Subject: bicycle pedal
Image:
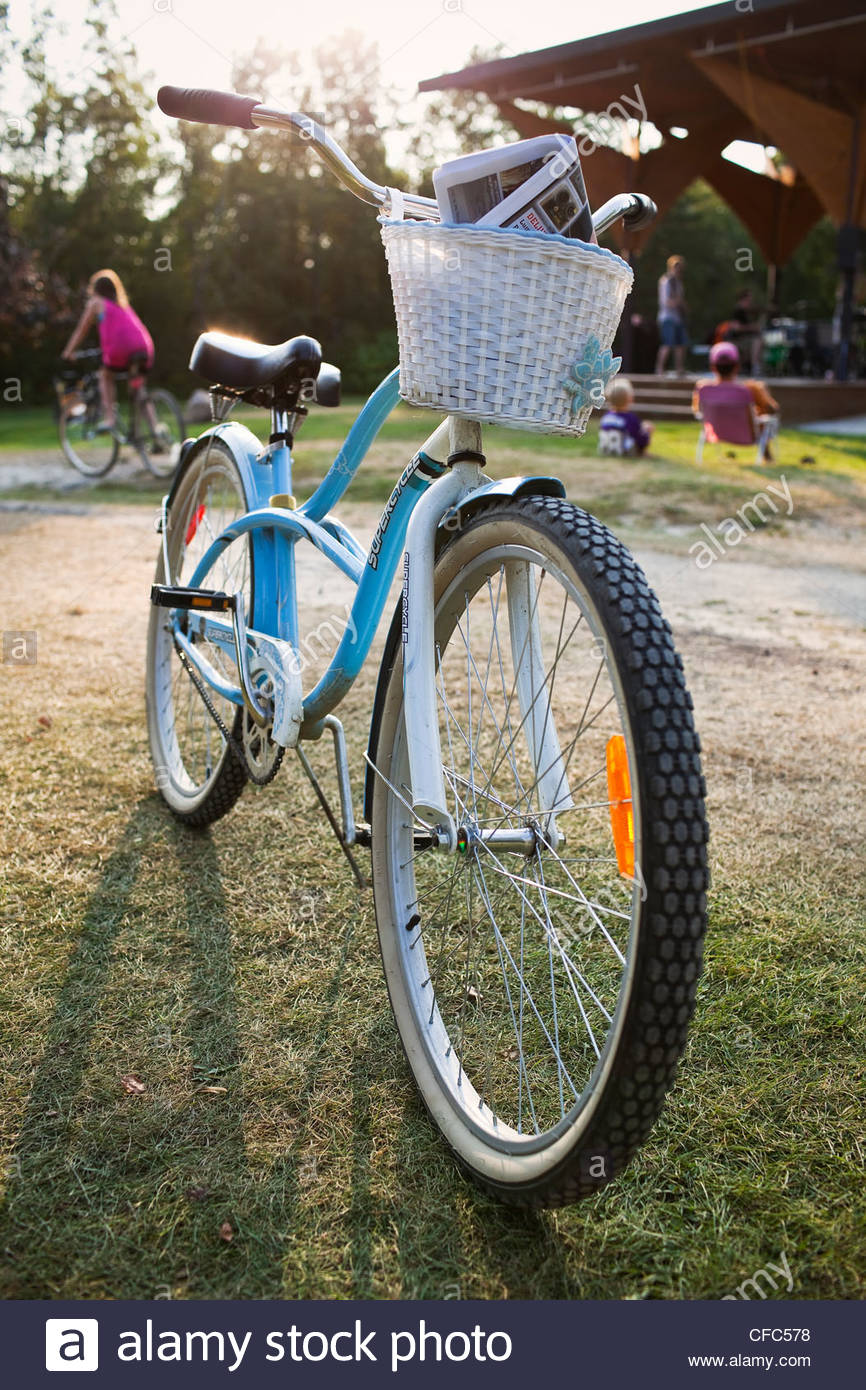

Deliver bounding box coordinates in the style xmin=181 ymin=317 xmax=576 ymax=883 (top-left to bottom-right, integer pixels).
xmin=151 ymin=585 xmax=233 ymax=612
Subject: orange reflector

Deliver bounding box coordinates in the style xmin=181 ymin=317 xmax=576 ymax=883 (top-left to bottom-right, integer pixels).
xmin=606 ymin=734 xmax=635 ymax=878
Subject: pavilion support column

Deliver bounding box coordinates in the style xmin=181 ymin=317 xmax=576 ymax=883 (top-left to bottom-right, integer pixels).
xmin=836 ymin=110 xmax=862 ymax=382
xmin=765 ymin=264 xmax=778 ymax=307
xmin=835 ymin=227 xmax=859 ymax=381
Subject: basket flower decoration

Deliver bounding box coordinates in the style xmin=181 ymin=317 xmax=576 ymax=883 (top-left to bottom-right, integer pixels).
xmin=562 ymin=335 xmax=622 ymax=414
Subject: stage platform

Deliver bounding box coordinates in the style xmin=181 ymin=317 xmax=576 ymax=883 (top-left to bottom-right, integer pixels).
xmin=627 ymin=374 xmax=866 ymax=426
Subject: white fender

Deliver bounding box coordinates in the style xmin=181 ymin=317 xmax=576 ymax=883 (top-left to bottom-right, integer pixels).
xmin=403 ymin=420 xmax=484 ymax=846
xmin=391 ymin=417 xmax=573 ymax=850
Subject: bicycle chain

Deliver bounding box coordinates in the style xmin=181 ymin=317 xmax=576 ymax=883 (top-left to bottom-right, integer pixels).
xmin=174 ymin=639 xmax=284 ymax=787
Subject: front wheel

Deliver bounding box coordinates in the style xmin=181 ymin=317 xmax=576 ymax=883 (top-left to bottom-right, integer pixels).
xmin=58 ymin=380 xmax=118 ymax=477
xmin=370 ymin=496 xmax=708 ymax=1207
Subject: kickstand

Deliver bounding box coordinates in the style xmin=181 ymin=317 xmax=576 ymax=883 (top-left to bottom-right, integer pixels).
xmin=295 ymin=724 xmax=367 ymax=890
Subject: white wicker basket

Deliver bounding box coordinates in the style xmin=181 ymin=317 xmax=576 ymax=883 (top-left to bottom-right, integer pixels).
xmin=380 ymin=220 xmax=634 ymax=437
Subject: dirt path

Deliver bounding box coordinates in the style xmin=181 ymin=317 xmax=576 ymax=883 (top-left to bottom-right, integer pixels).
xmin=0 ymin=450 xmax=154 ymax=493
xmin=1 ymin=500 xmax=863 ymax=890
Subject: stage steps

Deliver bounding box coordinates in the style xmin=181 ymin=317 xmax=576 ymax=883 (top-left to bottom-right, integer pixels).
xmin=625 ymin=375 xmax=696 ymax=420
xmin=623 ymin=373 xmax=866 ymax=425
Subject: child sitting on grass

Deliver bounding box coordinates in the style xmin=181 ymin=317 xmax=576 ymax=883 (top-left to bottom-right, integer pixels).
xmin=599 ymin=377 xmax=653 ymax=456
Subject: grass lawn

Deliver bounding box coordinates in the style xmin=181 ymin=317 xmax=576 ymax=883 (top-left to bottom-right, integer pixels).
xmin=2 ymin=396 xmax=865 ymax=525
xmin=0 ymin=396 xmax=864 ymax=1300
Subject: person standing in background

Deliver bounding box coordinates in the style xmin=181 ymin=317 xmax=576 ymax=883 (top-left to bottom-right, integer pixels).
xmin=728 ymin=288 xmax=764 ymax=373
xmin=655 ymin=254 xmax=688 ymax=375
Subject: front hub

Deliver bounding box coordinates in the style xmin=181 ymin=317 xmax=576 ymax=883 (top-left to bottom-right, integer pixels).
xmin=455 ymin=820 xmax=544 ymax=857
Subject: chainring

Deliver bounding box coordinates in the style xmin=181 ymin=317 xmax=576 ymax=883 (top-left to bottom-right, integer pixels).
xmin=240 ymin=658 xmax=284 ymax=784
xmin=241 ymin=708 xmax=284 ymax=784
xmin=174 ymin=640 xmax=283 ymax=787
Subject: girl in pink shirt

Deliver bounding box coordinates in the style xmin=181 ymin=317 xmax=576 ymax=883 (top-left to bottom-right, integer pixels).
xmin=62 ymin=269 xmax=155 ymax=431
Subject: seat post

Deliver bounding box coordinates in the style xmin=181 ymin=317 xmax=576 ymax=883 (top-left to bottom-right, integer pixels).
xmin=269 ymin=401 xmax=294 ymax=503
xmin=265 ymin=399 xmax=300 ymax=650
xmin=271 ymin=402 xmax=291 ymax=444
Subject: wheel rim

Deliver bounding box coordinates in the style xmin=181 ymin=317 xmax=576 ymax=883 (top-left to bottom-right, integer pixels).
xmin=382 ymin=537 xmax=642 ymax=1152
xmin=151 ymin=449 xmax=251 ymax=800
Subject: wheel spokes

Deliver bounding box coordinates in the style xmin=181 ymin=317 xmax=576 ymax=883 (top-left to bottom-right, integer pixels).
xmin=162 ymin=464 xmax=251 ymax=791
xmin=399 ymin=545 xmax=637 ymax=1137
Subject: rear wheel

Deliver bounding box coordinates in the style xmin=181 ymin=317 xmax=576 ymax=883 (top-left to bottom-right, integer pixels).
xmin=146 ymin=437 xmax=251 ymax=825
xmin=370 ymin=496 xmax=708 ymax=1206
xmin=134 ymin=387 xmax=186 ymax=479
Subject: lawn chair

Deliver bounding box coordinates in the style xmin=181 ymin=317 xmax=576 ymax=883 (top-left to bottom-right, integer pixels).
xmin=695 ymin=381 xmax=779 ymax=464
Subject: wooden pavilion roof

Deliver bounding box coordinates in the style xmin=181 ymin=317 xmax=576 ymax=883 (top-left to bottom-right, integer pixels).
xmin=419 ymin=0 xmax=866 ymax=261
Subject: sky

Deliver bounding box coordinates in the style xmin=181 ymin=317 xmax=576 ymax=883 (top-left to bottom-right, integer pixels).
xmin=7 ymin=0 xmax=765 ymax=170
xmin=10 ymin=0 xmax=700 ymax=112
xmin=129 ymin=0 xmax=698 ymax=94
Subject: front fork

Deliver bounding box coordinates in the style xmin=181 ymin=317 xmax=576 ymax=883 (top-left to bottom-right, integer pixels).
xmin=402 ymin=417 xmax=571 ymax=851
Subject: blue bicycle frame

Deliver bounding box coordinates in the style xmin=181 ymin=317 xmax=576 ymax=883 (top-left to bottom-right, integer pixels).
xmin=169 ymin=366 xmax=563 ymax=756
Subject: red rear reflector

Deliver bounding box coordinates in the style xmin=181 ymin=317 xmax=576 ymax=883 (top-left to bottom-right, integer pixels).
xmin=185 ymin=503 xmax=205 ymax=546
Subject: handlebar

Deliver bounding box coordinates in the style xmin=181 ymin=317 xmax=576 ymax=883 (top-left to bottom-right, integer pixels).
xmin=592 ymin=192 xmax=658 ymax=235
xmin=158 ymin=85 xmax=437 ymax=221
xmin=57 ymin=348 xmax=102 ymax=369
xmin=157 ymin=85 xmax=657 ymax=234
xmin=157 ymin=87 xmax=260 ymax=129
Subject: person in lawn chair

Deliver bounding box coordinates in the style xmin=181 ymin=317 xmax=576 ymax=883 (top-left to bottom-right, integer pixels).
xmin=599 ymin=377 xmax=653 ymax=457
xmin=692 ymin=341 xmax=779 ymax=463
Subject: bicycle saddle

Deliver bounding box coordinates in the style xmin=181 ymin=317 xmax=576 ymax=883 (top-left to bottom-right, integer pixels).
xmin=190 ymin=330 xmax=341 ymax=404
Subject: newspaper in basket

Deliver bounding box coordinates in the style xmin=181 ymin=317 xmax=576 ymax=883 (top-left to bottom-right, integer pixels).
xmin=432 ymin=134 xmax=596 ymax=243
xmin=380 ymin=219 xmax=634 ymax=437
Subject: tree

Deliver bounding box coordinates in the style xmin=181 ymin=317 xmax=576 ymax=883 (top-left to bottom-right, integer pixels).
xmin=2 ymin=0 xmax=167 ymax=391
xmin=407 ymin=45 xmax=516 ymax=194
xmin=774 ymin=218 xmax=838 ymax=320
xmin=148 ymin=35 xmax=405 ymax=392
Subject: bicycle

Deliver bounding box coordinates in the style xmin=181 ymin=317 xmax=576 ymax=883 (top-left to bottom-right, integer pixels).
xmin=55 ymin=347 xmax=185 ymax=480
xmin=147 ymin=86 xmax=709 ymax=1208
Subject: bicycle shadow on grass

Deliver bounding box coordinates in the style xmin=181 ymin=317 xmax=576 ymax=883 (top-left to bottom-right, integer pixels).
xmin=0 ymin=790 xmax=595 ymax=1300
xmin=345 ymin=1014 xmax=582 ymax=1302
xmin=0 ymin=791 xmax=366 ymax=1298
xmin=0 ymin=796 xmax=255 ymax=1297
